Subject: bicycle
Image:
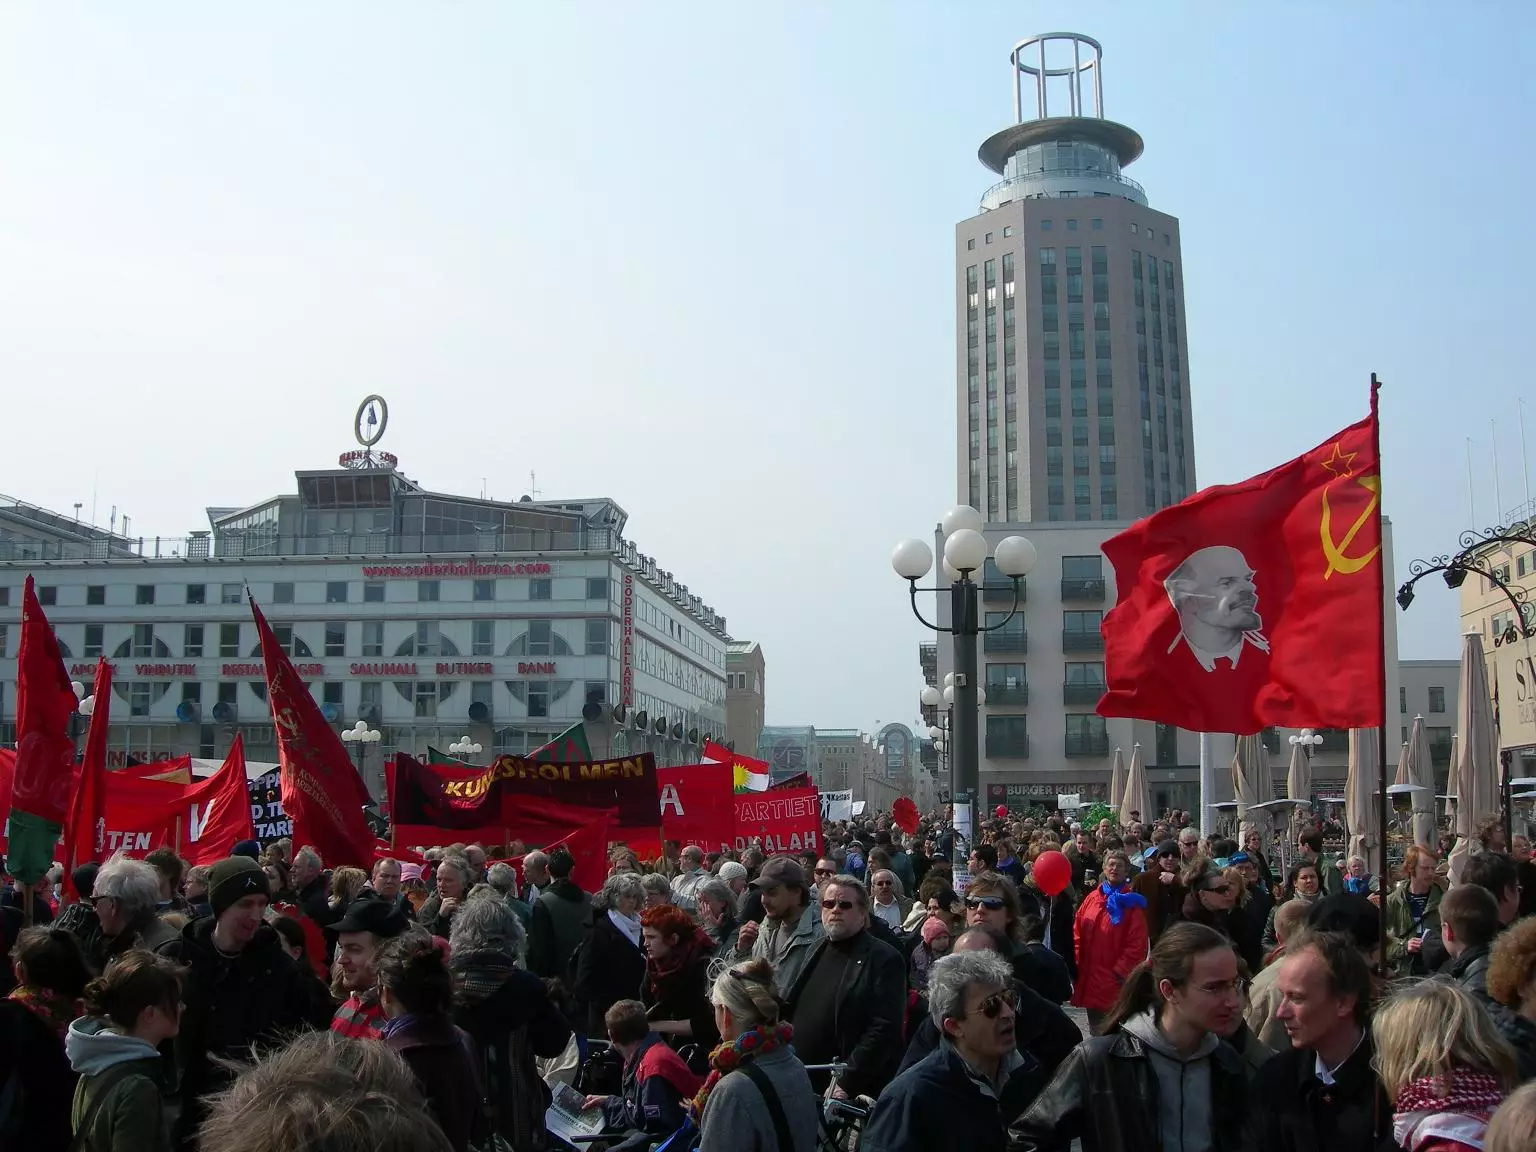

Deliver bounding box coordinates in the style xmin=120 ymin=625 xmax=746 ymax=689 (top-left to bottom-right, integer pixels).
xmin=803 ymin=1062 xmax=872 ymax=1152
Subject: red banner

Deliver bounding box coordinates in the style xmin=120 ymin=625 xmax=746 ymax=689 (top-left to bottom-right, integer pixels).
xmin=93 ymin=739 xmax=256 ymax=864
xmin=732 ymin=785 xmax=820 ymax=854
xmin=657 ymin=763 xmax=736 ymax=849
xmin=656 ymin=767 xmax=819 ymax=854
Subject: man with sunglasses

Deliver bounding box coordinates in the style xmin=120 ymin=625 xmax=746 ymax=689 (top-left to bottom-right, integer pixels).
xmin=784 ymin=874 xmax=906 ymax=1102
xmin=863 ymin=950 xmax=1051 ymax=1152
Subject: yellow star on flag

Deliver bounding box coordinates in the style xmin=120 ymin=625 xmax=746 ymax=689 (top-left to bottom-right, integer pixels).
xmin=1320 ymin=442 xmax=1357 ymax=479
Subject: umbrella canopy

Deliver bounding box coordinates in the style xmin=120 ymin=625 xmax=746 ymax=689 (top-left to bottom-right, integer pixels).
xmin=1109 ymin=747 xmax=1127 ymax=816
xmin=1286 ymin=740 xmax=1311 ymax=806
xmin=1345 ymin=728 xmax=1383 ymax=877
xmin=1231 ymin=734 xmax=1272 ymax=842
xmin=1122 ymin=743 xmax=1149 ymax=827
xmin=1450 ymin=631 xmax=1500 ymax=884
xmin=1405 ymin=715 xmax=1437 ymax=849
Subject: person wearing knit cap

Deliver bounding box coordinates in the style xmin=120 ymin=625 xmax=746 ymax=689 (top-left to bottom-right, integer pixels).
xmin=158 ymin=855 xmax=335 ymax=1146
xmin=717 ymin=860 xmax=749 ymax=896
xmin=911 ymin=913 xmax=955 ymax=990
xmin=231 ymin=839 xmax=262 ymax=861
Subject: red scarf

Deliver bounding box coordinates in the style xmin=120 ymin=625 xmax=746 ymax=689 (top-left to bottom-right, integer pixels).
xmin=7 ymin=985 xmax=80 ymax=1039
xmin=1394 ymin=1070 xmax=1505 ymax=1119
xmin=689 ymin=1022 xmax=793 ymax=1121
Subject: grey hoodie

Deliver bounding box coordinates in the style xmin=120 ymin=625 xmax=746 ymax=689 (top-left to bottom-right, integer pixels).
xmin=1121 ymin=1009 xmax=1220 ymax=1152
xmin=66 ymin=1016 xmax=163 ymax=1075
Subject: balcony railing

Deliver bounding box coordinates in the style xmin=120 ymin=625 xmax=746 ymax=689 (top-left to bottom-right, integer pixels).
xmin=1065 ymin=734 xmax=1111 ymax=757
xmin=984 ymin=631 xmax=1028 ymax=654
xmin=1062 ymin=630 xmax=1105 ymax=653
xmin=1060 ymin=577 xmax=1107 ymax=602
xmin=1063 ymin=681 xmax=1105 ymax=706
xmin=983 ymin=579 xmax=1027 ymax=605
xmin=986 ymin=735 xmax=1030 ymax=759
xmin=986 ymin=684 xmax=1029 ymax=706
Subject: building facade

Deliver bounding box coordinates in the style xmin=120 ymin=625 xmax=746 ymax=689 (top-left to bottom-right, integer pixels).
xmin=725 ymin=640 xmax=765 ymax=757
xmin=0 ymin=423 xmax=730 ymax=799
xmin=1459 ymin=532 xmax=1536 ymax=775
xmin=957 ymin=34 xmax=1195 ymax=524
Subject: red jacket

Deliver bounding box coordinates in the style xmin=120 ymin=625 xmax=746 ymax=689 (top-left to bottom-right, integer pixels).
xmin=1070 ymin=885 xmax=1149 ymax=1012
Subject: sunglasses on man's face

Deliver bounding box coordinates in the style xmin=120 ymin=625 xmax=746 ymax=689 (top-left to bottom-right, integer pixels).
xmin=821 ymin=898 xmax=856 ymax=911
xmin=814 ymin=868 xmax=835 ymax=877
xmin=967 ymin=988 xmax=1019 ymax=1019
xmin=965 ymin=895 xmax=1005 ymax=911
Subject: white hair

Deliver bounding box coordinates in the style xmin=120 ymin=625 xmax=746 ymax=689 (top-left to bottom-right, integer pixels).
xmin=93 ymin=852 xmax=161 ymax=922
xmin=294 ymin=846 xmax=323 ymax=871
xmin=927 ymin=950 xmax=1012 ymax=1030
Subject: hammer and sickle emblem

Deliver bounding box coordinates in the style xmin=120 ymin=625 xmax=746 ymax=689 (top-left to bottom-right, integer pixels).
xmin=1321 ymin=474 xmax=1381 ymax=579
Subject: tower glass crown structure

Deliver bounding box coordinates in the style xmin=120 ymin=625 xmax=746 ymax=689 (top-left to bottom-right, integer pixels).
xmin=956 ymin=34 xmax=1195 ymax=524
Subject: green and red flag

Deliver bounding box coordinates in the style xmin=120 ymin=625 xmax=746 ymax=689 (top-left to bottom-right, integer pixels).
xmin=8 ymin=576 xmax=80 ymax=884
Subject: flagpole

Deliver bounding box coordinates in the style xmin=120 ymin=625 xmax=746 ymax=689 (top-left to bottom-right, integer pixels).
xmin=1371 ymin=373 xmax=1389 ymax=982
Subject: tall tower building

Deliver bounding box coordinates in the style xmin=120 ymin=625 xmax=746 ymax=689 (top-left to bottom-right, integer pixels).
xmin=956 ymin=34 xmax=1195 ymax=524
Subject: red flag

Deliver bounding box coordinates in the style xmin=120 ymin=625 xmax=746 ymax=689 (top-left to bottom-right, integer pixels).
xmin=543 ymin=813 xmax=611 ymax=893
xmin=251 ymin=595 xmax=375 ymax=868
xmin=1098 ymin=390 xmax=1385 ymax=735
xmin=96 ymin=737 xmax=256 ymax=864
xmin=8 ymin=576 xmax=80 ymax=883
xmin=656 ymin=763 xmax=736 ymax=849
xmin=63 ymin=658 xmax=113 ymax=899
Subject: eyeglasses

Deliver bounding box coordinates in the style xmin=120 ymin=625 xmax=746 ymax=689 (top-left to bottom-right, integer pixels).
xmin=1193 ymin=978 xmax=1246 ymax=996
xmin=965 ymin=895 xmax=1005 ymax=911
xmin=821 ymin=899 xmax=856 ymax=911
xmin=1179 ymin=840 xmax=1198 ymax=848
xmin=1202 ymin=884 xmax=1232 ymax=896
xmin=966 ymin=988 xmax=1019 ymax=1019
xmin=813 ymin=868 xmax=835 ymax=877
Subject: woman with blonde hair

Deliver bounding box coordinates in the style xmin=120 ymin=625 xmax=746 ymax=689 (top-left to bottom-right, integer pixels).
xmin=1371 ymin=979 xmax=1518 ymax=1152
xmin=693 ymin=957 xmax=818 ymax=1151
xmin=1485 ymin=1081 xmax=1536 ymax=1152
xmin=327 ymin=866 xmax=369 ymax=912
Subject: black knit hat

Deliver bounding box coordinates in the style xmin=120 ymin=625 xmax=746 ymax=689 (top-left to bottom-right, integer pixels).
xmin=207 ymin=856 xmax=271 ymax=919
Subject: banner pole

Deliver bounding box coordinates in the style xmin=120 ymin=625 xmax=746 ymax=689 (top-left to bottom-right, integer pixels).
xmin=1371 ymin=373 xmax=1390 ymax=983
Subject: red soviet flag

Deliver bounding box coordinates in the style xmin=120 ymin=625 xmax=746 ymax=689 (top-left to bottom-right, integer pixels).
xmin=1098 ymin=389 xmax=1386 ymax=735
xmin=251 ymin=595 xmax=375 ymax=868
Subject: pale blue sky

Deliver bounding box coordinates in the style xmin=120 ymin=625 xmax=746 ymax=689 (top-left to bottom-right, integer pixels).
xmin=2 ymin=3 xmax=1530 ymax=733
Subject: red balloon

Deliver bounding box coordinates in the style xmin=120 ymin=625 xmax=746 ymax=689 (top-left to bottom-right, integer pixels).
xmin=1031 ymin=849 xmax=1071 ymax=897
xmin=994 ymin=805 xmax=1009 ymax=820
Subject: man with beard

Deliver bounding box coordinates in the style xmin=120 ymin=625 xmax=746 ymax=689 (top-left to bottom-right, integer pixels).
xmin=862 ymin=951 xmax=1042 ymax=1152
xmin=784 ymin=874 xmax=905 ymax=1101
xmin=330 ymin=896 xmax=412 ymax=1039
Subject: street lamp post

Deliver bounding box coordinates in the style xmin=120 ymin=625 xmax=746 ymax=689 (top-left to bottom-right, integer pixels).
xmin=449 ymin=736 xmax=483 ymax=764
xmin=70 ymin=680 xmax=97 ymax=757
xmin=894 ymin=506 xmax=1035 ymax=882
xmin=342 ymin=720 xmax=381 ymax=779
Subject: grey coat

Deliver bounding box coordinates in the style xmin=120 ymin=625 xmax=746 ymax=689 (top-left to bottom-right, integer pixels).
xmin=697 ymin=1045 xmax=820 ymax=1152
xmin=749 ymin=901 xmax=825 ymax=997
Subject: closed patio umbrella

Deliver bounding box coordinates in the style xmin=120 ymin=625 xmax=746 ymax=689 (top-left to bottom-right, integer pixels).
xmin=1449 ymin=631 xmax=1499 ymax=884
xmin=1405 ymin=715 xmax=1436 ymax=849
xmin=1346 ymin=728 xmax=1383 ymax=878
xmin=1231 ymin=734 xmax=1272 ymax=843
xmin=1109 ymin=747 xmax=1127 ymax=818
xmin=1122 ymin=743 xmax=1149 ymax=827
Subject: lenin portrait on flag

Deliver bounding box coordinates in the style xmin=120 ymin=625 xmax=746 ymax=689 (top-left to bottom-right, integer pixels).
xmin=1163 ymin=546 xmax=1271 ymax=672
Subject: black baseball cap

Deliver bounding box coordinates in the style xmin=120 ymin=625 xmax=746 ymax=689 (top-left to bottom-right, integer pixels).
xmin=331 ymin=896 xmax=409 ymax=938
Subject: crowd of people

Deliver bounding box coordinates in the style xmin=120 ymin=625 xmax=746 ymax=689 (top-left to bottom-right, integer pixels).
xmin=3 ymin=809 xmax=1536 ymax=1151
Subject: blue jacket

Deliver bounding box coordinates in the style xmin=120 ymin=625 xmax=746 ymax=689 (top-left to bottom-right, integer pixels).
xmin=864 ymin=1041 xmax=1046 ymax=1152
xmin=600 ymin=1033 xmax=698 ymax=1140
